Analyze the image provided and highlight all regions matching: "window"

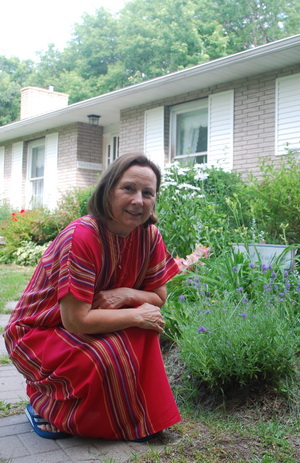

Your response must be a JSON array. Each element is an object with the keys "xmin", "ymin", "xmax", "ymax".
[
  {"xmin": 107, "ymin": 135, "xmax": 119, "ymax": 166},
  {"xmin": 170, "ymin": 99, "xmax": 208, "ymax": 165},
  {"xmin": 28, "ymin": 139, "xmax": 45, "ymax": 208}
]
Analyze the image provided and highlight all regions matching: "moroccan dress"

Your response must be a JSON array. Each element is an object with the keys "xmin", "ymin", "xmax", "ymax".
[{"xmin": 4, "ymin": 215, "xmax": 181, "ymax": 440}]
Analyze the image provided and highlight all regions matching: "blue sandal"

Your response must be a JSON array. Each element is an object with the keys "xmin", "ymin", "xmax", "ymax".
[{"xmin": 25, "ymin": 404, "xmax": 70, "ymax": 439}]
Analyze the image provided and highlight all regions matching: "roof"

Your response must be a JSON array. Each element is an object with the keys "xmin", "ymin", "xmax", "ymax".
[{"xmin": 1, "ymin": 34, "xmax": 300, "ymax": 143}]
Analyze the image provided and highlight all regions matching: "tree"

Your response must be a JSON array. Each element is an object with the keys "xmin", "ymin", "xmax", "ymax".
[
  {"xmin": 207, "ymin": 0, "xmax": 300, "ymax": 52},
  {"xmin": 0, "ymin": 56, "xmax": 35, "ymax": 124}
]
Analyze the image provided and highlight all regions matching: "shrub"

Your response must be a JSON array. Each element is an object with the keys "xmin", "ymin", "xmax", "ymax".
[
  {"xmin": 12, "ymin": 241, "xmax": 51, "ymax": 266},
  {"xmin": 249, "ymin": 151, "xmax": 300, "ymax": 244},
  {"xmin": 163, "ymin": 248, "xmax": 299, "ymax": 392},
  {"xmin": 54, "ymin": 186, "xmax": 95, "ymax": 231},
  {"xmin": 157, "ymin": 163, "xmax": 255, "ymax": 257},
  {"xmin": 0, "ymin": 186, "xmax": 95, "ymax": 264}
]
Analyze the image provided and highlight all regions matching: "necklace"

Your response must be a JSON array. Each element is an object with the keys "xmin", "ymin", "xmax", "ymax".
[{"xmin": 116, "ymin": 236, "xmax": 123, "ymax": 269}]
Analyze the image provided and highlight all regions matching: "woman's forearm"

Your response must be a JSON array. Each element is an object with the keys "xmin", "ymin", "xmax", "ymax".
[
  {"xmin": 60, "ymin": 293, "xmax": 165, "ymax": 335},
  {"xmin": 92, "ymin": 285, "xmax": 167, "ymax": 310}
]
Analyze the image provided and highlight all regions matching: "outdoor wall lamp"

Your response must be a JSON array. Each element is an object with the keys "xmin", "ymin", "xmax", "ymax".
[{"xmin": 87, "ymin": 114, "xmax": 101, "ymax": 125}]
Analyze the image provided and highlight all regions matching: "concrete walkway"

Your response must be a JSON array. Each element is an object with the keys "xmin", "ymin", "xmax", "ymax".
[{"xmin": 0, "ymin": 305, "xmax": 170, "ymax": 462}]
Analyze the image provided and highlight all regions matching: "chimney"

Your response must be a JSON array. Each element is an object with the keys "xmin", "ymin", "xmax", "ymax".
[{"xmin": 20, "ymin": 86, "xmax": 69, "ymax": 120}]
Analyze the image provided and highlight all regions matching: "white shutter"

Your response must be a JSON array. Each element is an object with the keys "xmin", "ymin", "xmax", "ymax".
[
  {"xmin": 44, "ymin": 133, "xmax": 58, "ymax": 209},
  {"xmin": 208, "ymin": 90, "xmax": 234, "ymax": 171},
  {"xmin": 0, "ymin": 146, "xmax": 4, "ymax": 201},
  {"xmin": 276, "ymin": 73, "xmax": 300, "ymax": 156},
  {"xmin": 144, "ymin": 107, "xmax": 165, "ymax": 170},
  {"xmin": 11, "ymin": 142, "xmax": 23, "ymax": 209}
]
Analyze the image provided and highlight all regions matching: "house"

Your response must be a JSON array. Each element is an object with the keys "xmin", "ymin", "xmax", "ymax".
[{"xmin": 0, "ymin": 34, "xmax": 300, "ymax": 211}]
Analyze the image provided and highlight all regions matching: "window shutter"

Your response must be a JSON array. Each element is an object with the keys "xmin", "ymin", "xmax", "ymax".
[
  {"xmin": 208, "ymin": 90, "xmax": 234, "ymax": 171},
  {"xmin": 11, "ymin": 142, "xmax": 23, "ymax": 209},
  {"xmin": 144, "ymin": 107, "xmax": 165, "ymax": 170},
  {"xmin": 276, "ymin": 73, "xmax": 300, "ymax": 156},
  {"xmin": 44, "ymin": 133, "xmax": 58, "ymax": 209},
  {"xmin": 0, "ymin": 146, "xmax": 4, "ymax": 201}
]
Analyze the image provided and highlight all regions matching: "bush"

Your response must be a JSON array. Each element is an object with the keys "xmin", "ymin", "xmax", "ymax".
[
  {"xmin": 12, "ymin": 241, "xmax": 51, "ymax": 266},
  {"xmin": 249, "ymin": 151, "xmax": 300, "ymax": 244},
  {"xmin": 157, "ymin": 163, "xmax": 255, "ymax": 257},
  {"xmin": 163, "ymin": 248, "xmax": 300, "ymax": 393},
  {"xmin": 54, "ymin": 186, "xmax": 95, "ymax": 231},
  {"xmin": 0, "ymin": 186, "xmax": 95, "ymax": 264}
]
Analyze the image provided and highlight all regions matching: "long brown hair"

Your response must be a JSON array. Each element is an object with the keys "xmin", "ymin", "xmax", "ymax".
[{"xmin": 88, "ymin": 153, "xmax": 161, "ymax": 228}]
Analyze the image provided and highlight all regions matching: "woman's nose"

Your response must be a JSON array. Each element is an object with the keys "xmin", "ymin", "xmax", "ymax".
[{"xmin": 131, "ymin": 191, "xmax": 143, "ymax": 205}]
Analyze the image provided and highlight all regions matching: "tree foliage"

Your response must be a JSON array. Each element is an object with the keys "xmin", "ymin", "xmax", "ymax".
[{"xmin": 1, "ymin": 0, "xmax": 300, "ymax": 125}]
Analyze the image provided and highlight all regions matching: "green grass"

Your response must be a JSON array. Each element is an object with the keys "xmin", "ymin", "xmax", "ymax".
[{"xmin": 0, "ymin": 264, "xmax": 34, "ymax": 312}]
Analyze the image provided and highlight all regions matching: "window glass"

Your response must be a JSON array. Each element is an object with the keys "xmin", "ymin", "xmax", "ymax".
[
  {"xmin": 176, "ymin": 108, "xmax": 208, "ymax": 156},
  {"xmin": 171, "ymin": 100, "xmax": 208, "ymax": 165},
  {"xmin": 28, "ymin": 140, "xmax": 45, "ymax": 207},
  {"xmin": 107, "ymin": 135, "xmax": 119, "ymax": 165}
]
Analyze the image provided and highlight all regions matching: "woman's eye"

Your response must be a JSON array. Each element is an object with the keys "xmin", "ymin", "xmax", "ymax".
[{"xmin": 144, "ymin": 191, "xmax": 153, "ymax": 197}]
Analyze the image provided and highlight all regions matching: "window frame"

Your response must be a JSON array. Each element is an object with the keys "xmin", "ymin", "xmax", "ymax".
[
  {"xmin": 169, "ymin": 98, "xmax": 208, "ymax": 165},
  {"xmin": 27, "ymin": 138, "xmax": 45, "ymax": 208}
]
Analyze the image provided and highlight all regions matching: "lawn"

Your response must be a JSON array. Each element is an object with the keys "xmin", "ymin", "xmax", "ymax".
[
  {"xmin": 0, "ymin": 264, "xmax": 34, "ymax": 312},
  {"xmin": 0, "ymin": 264, "xmax": 299, "ymax": 462}
]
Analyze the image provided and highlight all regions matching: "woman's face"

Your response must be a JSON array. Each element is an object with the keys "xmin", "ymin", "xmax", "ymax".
[{"xmin": 107, "ymin": 165, "xmax": 157, "ymax": 236}]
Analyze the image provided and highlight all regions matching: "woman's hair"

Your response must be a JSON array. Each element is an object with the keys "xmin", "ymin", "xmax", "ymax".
[{"xmin": 88, "ymin": 153, "xmax": 161, "ymax": 228}]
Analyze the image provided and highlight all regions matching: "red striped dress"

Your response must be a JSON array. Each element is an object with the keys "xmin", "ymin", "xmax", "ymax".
[{"xmin": 4, "ymin": 216, "xmax": 181, "ymax": 440}]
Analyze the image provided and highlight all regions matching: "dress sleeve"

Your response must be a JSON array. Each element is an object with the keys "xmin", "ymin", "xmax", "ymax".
[
  {"xmin": 47, "ymin": 219, "xmax": 101, "ymax": 305},
  {"xmin": 140, "ymin": 226, "xmax": 180, "ymax": 291}
]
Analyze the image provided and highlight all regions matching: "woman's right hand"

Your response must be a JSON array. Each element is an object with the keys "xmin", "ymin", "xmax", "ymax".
[{"xmin": 134, "ymin": 303, "xmax": 165, "ymax": 333}]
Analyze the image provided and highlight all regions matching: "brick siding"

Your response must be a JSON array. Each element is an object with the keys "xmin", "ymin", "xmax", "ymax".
[{"xmin": 120, "ymin": 64, "xmax": 300, "ymax": 179}]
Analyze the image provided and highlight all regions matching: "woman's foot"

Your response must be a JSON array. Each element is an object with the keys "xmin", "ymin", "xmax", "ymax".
[
  {"xmin": 25, "ymin": 404, "xmax": 70, "ymax": 439},
  {"xmin": 38, "ymin": 422, "xmax": 61, "ymax": 433}
]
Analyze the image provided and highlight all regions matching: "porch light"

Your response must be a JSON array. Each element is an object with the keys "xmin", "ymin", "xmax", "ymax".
[{"xmin": 87, "ymin": 114, "xmax": 101, "ymax": 125}]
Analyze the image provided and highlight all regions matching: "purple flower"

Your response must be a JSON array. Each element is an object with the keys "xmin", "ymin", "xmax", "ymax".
[
  {"xmin": 243, "ymin": 296, "xmax": 249, "ymax": 303},
  {"xmin": 285, "ymin": 281, "xmax": 291, "ymax": 289},
  {"xmin": 261, "ymin": 264, "xmax": 267, "ymax": 273},
  {"xmin": 198, "ymin": 326, "xmax": 208, "ymax": 333},
  {"xmin": 297, "ymin": 282, "xmax": 300, "ymax": 288},
  {"xmin": 179, "ymin": 295, "xmax": 185, "ymax": 301},
  {"xmin": 232, "ymin": 266, "xmax": 239, "ymax": 273},
  {"xmin": 284, "ymin": 270, "xmax": 289, "ymax": 278},
  {"xmin": 237, "ymin": 286, "xmax": 244, "ymax": 293},
  {"xmin": 249, "ymin": 263, "xmax": 255, "ymax": 269},
  {"xmin": 241, "ymin": 312, "xmax": 247, "ymax": 318},
  {"xmin": 222, "ymin": 309, "xmax": 227, "ymax": 313},
  {"xmin": 271, "ymin": 272, "xmax": 277, "ymax": 278},
  {"xmin": 264, "ymin": 284, "xmax": 271, "ymax": 292},
  {"xmin": 205, "ymin": 309, "xmax": 210, "ymax": 314}
]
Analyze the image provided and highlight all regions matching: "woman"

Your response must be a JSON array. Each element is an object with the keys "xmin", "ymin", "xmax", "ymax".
[{"xmin": 4, "ymin": 153, "xmax": 181, "ymax": 441}]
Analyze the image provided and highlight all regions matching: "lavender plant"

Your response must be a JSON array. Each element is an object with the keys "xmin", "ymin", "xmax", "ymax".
[{"xmin": 164, "ymin": 250, "xmax": 299, "ymax": 392}]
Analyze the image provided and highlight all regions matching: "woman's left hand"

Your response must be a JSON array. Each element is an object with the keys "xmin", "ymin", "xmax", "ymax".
[{"xmin": 92, "ymin": 288, "xmax": 130, "ymax": 310}]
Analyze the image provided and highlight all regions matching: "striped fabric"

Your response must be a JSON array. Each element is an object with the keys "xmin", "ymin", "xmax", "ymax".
[{"xmin": 4, "ymin": 216, "xmax": 181, "ymax": 439}]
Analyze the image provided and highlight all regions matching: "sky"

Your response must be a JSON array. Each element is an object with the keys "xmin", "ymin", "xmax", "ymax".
[{"xmin": 1, "ymin": 0, "xmax": 128, "ymax": 61}]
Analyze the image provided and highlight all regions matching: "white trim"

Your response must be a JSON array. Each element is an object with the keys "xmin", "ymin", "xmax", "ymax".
[
  {"xmin": 207, "ymin": 90, "xmax": 234, "ymax": 170},
  {"xmin": 0, "ymin": 146, "xmax": 4, "ymax": 201},
  {"xmin": 275, "ymin": 72, "xmax": 300, "ymax": 156},
  {"xmin": 144, "ymin": 107, "xmax": 165, "ymax": 169},
  {"xmin": 44, "ymin": 133, "xmax": 58, "ymax": 210},
  {"xmin": 11, "ymin": 142, "xmax": 23, "ymax": 209}
]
